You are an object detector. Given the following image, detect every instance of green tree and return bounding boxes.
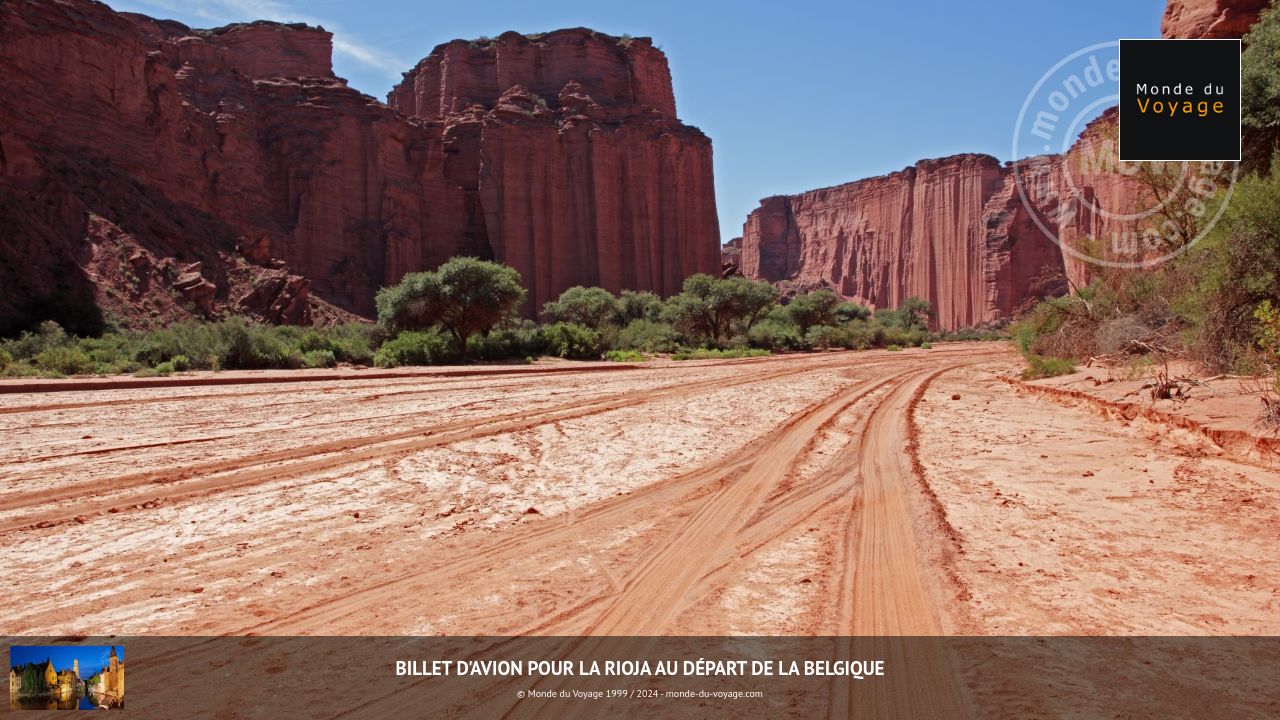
[1243,5,1280,174]
[376,257,527,354]
[1177,164,1280,371]
[785,290,841,334]
[663,274,778,346]
[897,296,934,330]
[540,286,618,329]
[835,301,871,323]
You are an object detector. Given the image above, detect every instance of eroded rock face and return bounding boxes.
[1162,0,1269,38]
[388,30,719,312]
[738,111,1152,330]
[0,3,717,331]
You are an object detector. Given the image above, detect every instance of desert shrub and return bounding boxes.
[328,324,379,364]
[75,333,143,374]
[617,319,680,353]
[373,329,454,368]
[2,320,71,361]
[880,323,928,348]
[468,319,546,361]
[218,318,299,369]
[301,349,337,369]
[1176,166,1280,372]
[603,349,646,362]
[672,348,769,361]
[34,345,94,375]
[0,348,10,371]
[1021,354,1077,380]
[920,341,932,349]
[804,324,844,350]
[748,317,803,350]
[886,345,903,352]
[170,354,191,371]
[615,290,665,323]
[542,322,603,360]
[841,320,880,350]
[541,286,619,330]
[1094,314,1155,355]
[153,361,177,375]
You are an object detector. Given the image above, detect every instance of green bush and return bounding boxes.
[301,349,337,369]
[153,361,177,375]
[672,348,769,361]
[616,290,665,323]
[34,345,94,375]
[219,318,299,369]
[2,320,71,361]
[543,322,603,359]
[920,342,932,349]
[603,349,646,362]
[617,319,679,353]
[467,319,546,361]
[0,348,10,371]
[170,354,191,371]
[748,317,803,350]
[373,329,454,368]
[886,344,903,352]
[804,324,844,350]
[1021,354,1077,380]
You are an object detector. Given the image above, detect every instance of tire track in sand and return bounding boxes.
[827,365,972,720]
[0,357,864,533]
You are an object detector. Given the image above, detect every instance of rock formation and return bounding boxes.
[738,1,1264,331]
[740,153,1082,330]
[387,30,719,312]
[1161,0,1269,39]
[0,1,718,334]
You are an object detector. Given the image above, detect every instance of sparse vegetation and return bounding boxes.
[1,260,972,379]
[1020,354,1077,380]
[672,348,770,361]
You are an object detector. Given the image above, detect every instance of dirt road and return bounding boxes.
[1,344,1276,715]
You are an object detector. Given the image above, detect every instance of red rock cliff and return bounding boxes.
[740,0,1269,331]
[388,30,719,312]
[0,2,717,332]
[1162,0,1269,38]
[738,110,1160,330]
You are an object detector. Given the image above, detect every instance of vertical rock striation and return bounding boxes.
[0,2,718,331]
[388,30,719,312]
[739,0,1267,331]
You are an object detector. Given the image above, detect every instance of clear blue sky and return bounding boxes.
[10,645,122,677]
[106,0,1164,242]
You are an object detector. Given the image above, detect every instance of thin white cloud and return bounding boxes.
[111,0,407,77]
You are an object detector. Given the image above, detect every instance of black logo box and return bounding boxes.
[1119,38,1241,162]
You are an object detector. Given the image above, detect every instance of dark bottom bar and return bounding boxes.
[5,636,1278,718]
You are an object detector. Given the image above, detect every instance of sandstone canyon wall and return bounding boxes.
[0,0,718,334]
[1162,0,1269,39]
[388,30,719,312]
[738,0,1265,331]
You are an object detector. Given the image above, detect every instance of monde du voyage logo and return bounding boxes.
[1012,38,1242,271]
[1119,38,1242,162]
